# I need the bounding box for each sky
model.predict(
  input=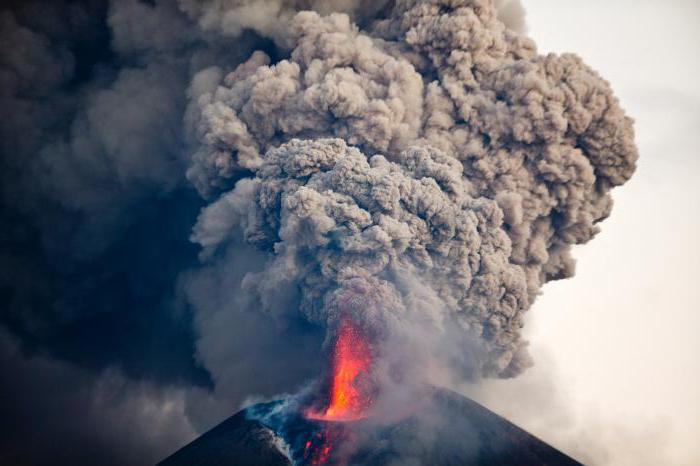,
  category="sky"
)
[468,1,700,465]
[0,1,698,465]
